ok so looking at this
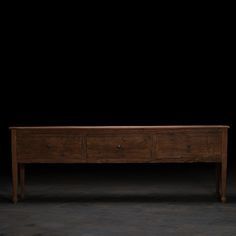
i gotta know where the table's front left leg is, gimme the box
[11,130,18,203]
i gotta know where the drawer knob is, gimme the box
[116,144,122,149]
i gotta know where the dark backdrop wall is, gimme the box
[1,85,235,174]
[1,12,235,173]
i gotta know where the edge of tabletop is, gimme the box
[9,125,230,130]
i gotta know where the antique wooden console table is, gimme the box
[10,126,229,203]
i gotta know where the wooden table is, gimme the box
[10,126,229,203]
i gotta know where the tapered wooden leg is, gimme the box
[12,162,18,203]
[221,161,227,203]
[220,129,228,203]
[216,163,222,198]
[11,130,18,203]
[19,164,25,199]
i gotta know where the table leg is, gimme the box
[220,129,228,203]
[11,130,18,203]
[221,161,227,203]
[19,164,25,199]
[216,163,222,198]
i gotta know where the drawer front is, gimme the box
[87,135,152,163]
[154,130,222,162]
[16,133,84,162]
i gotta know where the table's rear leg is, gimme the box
[216,163,222,198]
[19,164,25,199]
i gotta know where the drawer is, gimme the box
[155,130,222,162]
[87,135,152,163]
[16,133,84,162]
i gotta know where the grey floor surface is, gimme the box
[0,164,236,236]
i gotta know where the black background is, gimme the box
[1,9,235,173]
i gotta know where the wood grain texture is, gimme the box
[16,133,84,162]
[87,135,152,162]
[153,129,222,163]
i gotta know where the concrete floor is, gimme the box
[0,164,236,236]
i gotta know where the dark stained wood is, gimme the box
[10,125,229,129]
[87,135,152,163]
[11,129,18,203]
[10,126,229,202]
[216,163,222,198]
[19,164,25,199]
[17,133,84,162]
[154,129,222,163]
[221,128,228,203]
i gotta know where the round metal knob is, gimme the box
[116,144,121,149]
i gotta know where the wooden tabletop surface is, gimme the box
[10,125,229,129]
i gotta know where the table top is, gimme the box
[10,125,230,129]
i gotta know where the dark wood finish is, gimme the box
[87,135,152,163]
[221,128,228,203]
[11,129,18,204]
[10,126,229,203]
[216,163,222,198]
[19,164,25,199]
[154,129,222,162]
[17,133,84,162]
